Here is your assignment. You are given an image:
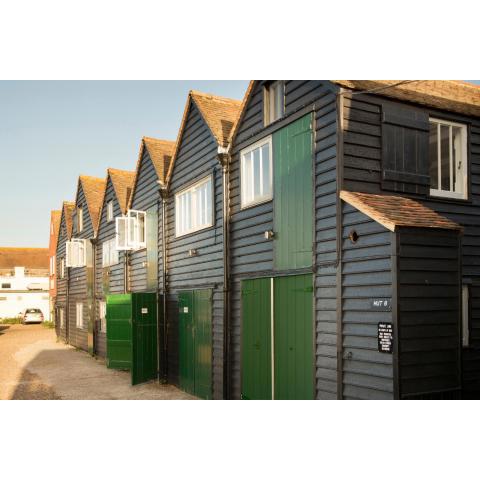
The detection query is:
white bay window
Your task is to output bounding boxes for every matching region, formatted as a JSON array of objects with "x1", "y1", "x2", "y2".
[
  {"x1": 429, "y1": 118, "x2": 468, "y2": 199},
  {"x1": 241, "y1": 137, "x2": 272, "y2": 208},
  {"x1": 175, "y1": 176, "x2": 213, "y2": 237}
]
